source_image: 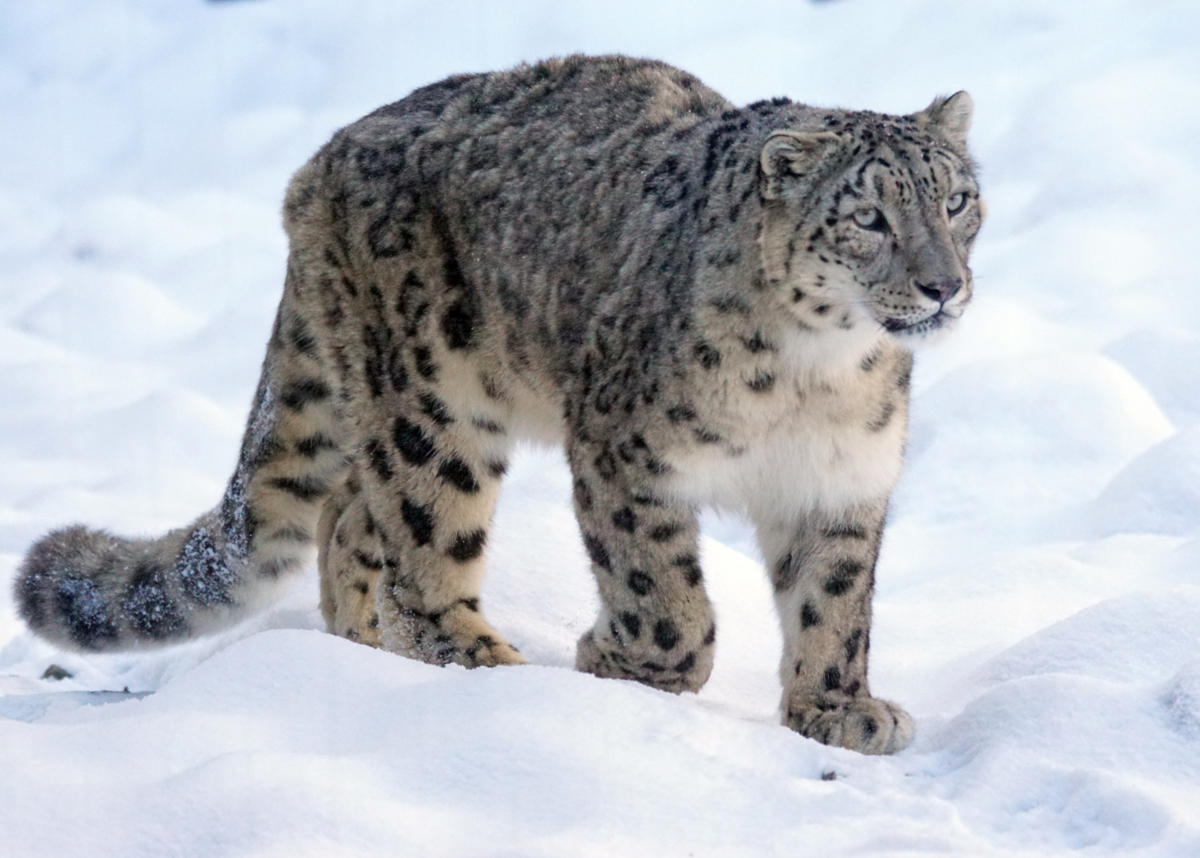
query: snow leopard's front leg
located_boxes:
[567,433,716,694]
[757,503,914,755]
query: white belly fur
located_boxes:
[664,408,906,522]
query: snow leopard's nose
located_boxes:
[914,277,963,305]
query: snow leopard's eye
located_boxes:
[946,191,968,216]
[852,208,887,232]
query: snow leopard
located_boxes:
[15,55,983,755]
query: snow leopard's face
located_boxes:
[758,93,984,345]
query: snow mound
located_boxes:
[1091,425,1200,537]
[1105,327,1200,426]
[899,352,1173,525]
[978,588,1200,685]
[17,268,205,356]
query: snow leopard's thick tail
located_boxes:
[14,256,351,652]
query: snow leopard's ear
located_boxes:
[759,131,842,200]
[917,91,973,147]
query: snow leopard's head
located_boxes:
[758,91,984,345]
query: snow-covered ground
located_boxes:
[2,0,1199,854]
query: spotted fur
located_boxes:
[14,56,983,755]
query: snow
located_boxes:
[2,0,1199,854]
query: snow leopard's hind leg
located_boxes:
[352,389,527,668]
[327,207,527,669]
[317,466,384,647]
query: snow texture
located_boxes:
[2,0,1199,855]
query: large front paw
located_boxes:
[785,696,914,755]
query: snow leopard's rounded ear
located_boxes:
[917,91,973,147]
[759,131,842,200]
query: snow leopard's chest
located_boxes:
[662,343,911,520]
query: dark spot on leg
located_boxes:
[823,665,842,691]
[627,570,654,596]
[823,523,868,539]
[573,478,593,511]
[419,392,454,426]
[401,497,435,546]
[413,346,437,379]
[801,601,822,628]
[393,417,436,467]
[648,523,681,542]
[352,551,384,571]
[268,475,329,503]
[288,315,319,357]
[844,629,863,662]
[824,559,864,596]
[619,611,641,638]
[594,449,618,482]
[365,438,394,480]
[438,457,480,493]
[653,618,679,651]
[441,300,477,350]
[583,533,611,571]
[280,378,331,411]
[672,554,702,586]
[673,651,696,672]
[296,433,339,458]
[611,507,637,533]
[447,528,487,562]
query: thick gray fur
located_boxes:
[15,56,983,755]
